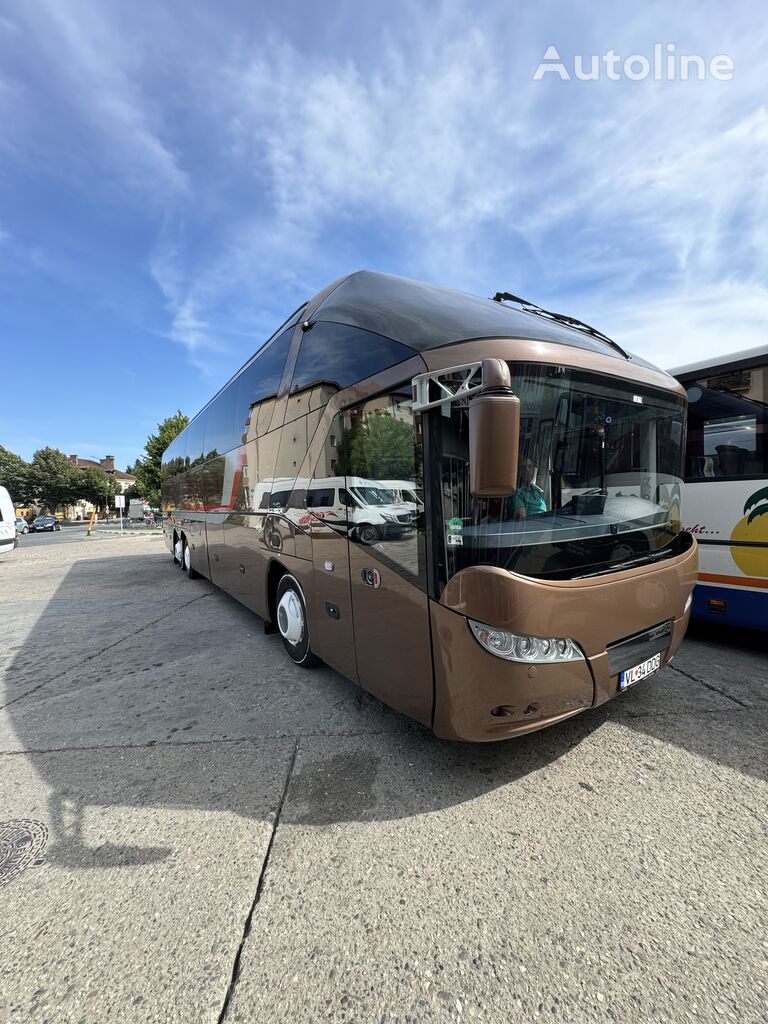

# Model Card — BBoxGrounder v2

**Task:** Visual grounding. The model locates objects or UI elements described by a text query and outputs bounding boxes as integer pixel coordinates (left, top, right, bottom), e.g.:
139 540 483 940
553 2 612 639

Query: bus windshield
434 362 687 582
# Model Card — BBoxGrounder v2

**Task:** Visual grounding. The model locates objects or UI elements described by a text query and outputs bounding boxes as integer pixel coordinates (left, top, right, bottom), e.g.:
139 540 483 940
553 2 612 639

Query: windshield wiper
576 546 674 579
491 291 629 360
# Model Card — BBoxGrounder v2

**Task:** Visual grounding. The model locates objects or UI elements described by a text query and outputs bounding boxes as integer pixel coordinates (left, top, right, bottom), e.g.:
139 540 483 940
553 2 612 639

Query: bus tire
173 534 184 567
275 574 319 667
183 538 200 579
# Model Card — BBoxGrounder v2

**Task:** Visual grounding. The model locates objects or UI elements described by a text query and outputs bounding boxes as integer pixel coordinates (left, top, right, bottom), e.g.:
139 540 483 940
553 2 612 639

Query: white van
0 486 18 558
258 476 415 544
378 479 424 514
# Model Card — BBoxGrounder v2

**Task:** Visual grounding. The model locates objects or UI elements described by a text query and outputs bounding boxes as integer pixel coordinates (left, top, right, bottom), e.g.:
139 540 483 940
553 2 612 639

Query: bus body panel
223 515 273 617
205 512 226 585
439 543 697 657
348 542 433 728
673 348 767 630
691 582 768 631
307 522 359 682
420 338 686 398
681 477 768 626
434 541 696 740
430 600 595 741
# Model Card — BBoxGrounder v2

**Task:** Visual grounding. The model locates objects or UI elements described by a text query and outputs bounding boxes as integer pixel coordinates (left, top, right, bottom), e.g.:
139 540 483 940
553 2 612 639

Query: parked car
15 516 29 535
29 516 61 533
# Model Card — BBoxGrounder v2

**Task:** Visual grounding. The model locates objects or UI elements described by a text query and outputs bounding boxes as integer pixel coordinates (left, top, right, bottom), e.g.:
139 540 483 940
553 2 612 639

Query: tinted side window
233 327 294 444
162 437 186 481
291 322 414 396
341 386 426 588
184 415 206 469
685 363 768 478
204 390 236 459
161 438 178 480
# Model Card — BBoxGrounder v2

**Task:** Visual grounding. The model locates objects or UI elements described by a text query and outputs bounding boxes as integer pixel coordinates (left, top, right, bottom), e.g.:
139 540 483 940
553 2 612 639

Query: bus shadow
3 553 765 863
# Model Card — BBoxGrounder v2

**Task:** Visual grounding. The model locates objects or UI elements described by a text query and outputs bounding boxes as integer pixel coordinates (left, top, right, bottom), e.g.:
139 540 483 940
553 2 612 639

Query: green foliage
29 448 82 513
338 410 415 479
0 446 34 506
122 483 141 503
133 410 189 507
77 467 120 510
1 445 125 514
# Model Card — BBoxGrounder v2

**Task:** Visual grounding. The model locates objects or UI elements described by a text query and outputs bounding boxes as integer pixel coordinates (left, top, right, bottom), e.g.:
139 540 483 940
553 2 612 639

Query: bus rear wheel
183 538 200 579
173 534 184 566
275 574 319 667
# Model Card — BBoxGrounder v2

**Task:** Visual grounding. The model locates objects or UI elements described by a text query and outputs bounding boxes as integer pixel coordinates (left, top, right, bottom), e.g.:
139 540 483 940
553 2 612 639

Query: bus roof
311 271 640 363
669 345 768 379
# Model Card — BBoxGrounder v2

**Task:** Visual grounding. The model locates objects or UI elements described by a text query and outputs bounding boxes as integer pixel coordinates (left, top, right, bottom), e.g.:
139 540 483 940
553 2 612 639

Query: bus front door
347 538 433 728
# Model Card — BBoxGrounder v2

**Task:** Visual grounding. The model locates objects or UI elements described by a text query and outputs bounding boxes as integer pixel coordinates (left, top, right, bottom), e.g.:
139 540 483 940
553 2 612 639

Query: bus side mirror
468 359 520 496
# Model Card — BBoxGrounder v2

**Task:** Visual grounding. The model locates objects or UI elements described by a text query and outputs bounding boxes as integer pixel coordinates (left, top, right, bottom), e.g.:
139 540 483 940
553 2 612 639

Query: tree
122 483 141 503
0 446 34 506
29 448 82 513
338 410 416 479
77 467 120 513
133 411 189 507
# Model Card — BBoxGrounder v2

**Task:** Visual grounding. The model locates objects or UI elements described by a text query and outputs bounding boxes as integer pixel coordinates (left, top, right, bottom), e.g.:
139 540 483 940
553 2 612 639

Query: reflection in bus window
233 327 294 443
339 386 425 588
685 366 768 478
307 488 334 508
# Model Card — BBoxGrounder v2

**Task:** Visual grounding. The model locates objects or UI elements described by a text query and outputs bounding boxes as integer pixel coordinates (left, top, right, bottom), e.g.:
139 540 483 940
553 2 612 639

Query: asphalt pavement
18 522 160 546
1 534 766 1023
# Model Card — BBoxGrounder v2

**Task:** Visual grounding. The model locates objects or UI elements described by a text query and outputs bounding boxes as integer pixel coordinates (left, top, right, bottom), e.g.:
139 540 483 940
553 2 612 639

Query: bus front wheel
173 535 183 566
275 575 319 667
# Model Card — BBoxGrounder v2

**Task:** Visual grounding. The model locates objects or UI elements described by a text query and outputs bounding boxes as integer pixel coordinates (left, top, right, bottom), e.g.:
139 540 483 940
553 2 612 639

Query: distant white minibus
0 486 18 559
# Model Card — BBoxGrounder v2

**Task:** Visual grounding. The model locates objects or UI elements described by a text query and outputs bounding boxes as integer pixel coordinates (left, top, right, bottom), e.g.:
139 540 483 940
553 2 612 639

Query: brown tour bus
162 272 697 741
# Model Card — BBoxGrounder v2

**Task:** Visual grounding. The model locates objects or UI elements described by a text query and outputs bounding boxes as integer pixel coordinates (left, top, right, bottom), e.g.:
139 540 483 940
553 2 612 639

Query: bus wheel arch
266 559 285 626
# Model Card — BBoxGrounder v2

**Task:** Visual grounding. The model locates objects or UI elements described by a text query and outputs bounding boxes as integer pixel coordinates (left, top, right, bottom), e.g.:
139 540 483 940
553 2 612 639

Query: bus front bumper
431 541 697 742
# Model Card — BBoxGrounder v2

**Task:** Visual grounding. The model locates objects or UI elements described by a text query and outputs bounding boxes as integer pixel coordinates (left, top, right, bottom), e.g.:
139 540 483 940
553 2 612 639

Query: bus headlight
469 619 585 663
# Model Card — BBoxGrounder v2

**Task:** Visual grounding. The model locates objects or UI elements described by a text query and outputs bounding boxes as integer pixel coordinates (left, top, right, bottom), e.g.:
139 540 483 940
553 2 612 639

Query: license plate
619 653 661 690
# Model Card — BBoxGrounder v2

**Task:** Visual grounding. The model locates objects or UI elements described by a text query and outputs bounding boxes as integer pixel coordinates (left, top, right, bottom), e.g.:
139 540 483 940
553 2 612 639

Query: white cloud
3 0 767 373
202 9 768 367
599 281 768 370
6 1 190 206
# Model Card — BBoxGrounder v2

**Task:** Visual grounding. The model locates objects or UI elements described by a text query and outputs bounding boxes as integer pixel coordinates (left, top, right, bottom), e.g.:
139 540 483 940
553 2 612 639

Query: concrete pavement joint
0 731 389 757
0 590 215 713
217 738 300 1024
667 662 751 708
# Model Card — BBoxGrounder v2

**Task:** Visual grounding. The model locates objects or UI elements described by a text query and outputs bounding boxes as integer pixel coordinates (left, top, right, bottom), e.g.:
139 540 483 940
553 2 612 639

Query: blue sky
1 0 766 467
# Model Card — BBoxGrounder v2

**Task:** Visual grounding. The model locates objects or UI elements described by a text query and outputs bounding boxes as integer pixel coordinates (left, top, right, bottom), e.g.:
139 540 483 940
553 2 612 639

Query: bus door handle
361 567 381 588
